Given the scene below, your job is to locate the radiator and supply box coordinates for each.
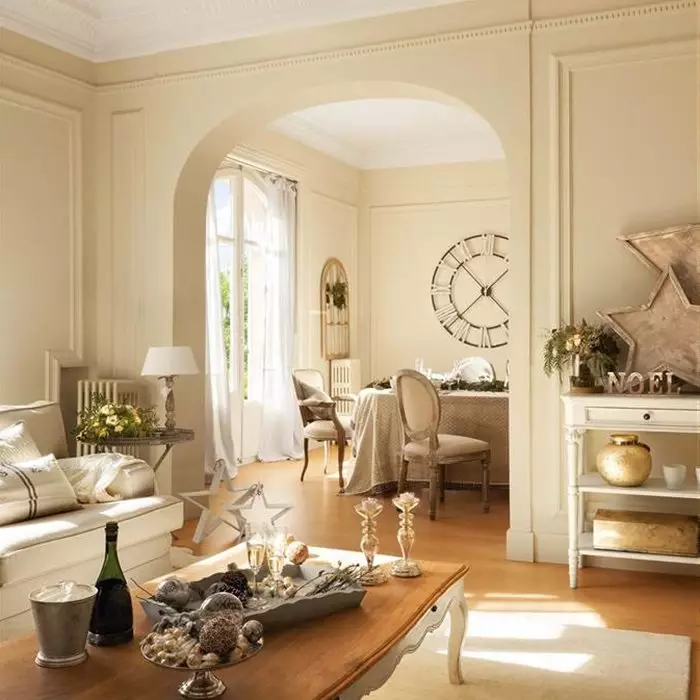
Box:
[330,359,361,417]
[77,379,146,457]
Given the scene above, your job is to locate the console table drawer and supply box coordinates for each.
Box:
[585,406,699,430]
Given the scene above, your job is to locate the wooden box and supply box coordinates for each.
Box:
[593,509,700,557]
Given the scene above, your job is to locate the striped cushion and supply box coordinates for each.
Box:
[0,421,42,464]
[0,454,80,526]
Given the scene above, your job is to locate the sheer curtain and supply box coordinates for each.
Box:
[205,187,237,476]
[248,175,303,461]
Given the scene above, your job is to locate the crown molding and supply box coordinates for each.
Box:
[1,0,694,92]
[97,20,534,92]
[0,0,98,57]
[532,0,696,32]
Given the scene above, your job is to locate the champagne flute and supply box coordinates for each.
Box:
[244,523,267,608]
[265,525,288,597]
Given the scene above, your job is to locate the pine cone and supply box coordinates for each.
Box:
[220,570,251,605]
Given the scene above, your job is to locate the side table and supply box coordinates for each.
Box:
[78,428,195,472]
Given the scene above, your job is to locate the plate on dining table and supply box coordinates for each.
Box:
[453,356,495,384]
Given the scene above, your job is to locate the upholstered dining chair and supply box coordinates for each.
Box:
[292,368,353,494]
[395,368,491,520]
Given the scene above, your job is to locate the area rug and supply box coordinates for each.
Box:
[371,610,690,700]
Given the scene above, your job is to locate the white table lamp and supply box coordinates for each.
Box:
[141,346,199,432]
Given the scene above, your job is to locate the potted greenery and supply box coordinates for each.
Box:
[543,320,619,393]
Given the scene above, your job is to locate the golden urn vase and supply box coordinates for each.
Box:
[596,434,651,487]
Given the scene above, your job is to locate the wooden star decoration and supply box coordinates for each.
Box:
[598,267,700,387]
[179,460,258,544]
[619,223,700,304]
[226,482,293,537]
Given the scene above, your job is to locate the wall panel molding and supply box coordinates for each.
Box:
[547,38,697,520]
[109,108,145,377]
[0,87,83,401]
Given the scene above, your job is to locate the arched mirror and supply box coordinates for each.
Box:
[320,258,350,360]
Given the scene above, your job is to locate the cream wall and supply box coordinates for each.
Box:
[360,162,509,382]
[1,0,697,563]
[530,20,699,562]
[0,32,95,405]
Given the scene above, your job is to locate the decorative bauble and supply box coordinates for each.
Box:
[199,616,240,657]
[285,540,309,565]
[200,592,244,616]
[205,581,231,598]
[220,570,252,605]
[241,620,264,644]
[153,577,191,610]
[596,434,651,487]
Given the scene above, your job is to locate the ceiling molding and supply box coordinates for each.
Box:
[532,0,695,32]
[0,0,98,57]
[95,19,533,92]
[0,0,694,91]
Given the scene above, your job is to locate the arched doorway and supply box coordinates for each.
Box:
[172,80,533,562]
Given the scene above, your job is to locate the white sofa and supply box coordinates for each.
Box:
[0,401,183,641]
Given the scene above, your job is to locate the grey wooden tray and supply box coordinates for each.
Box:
[140,563,366,632]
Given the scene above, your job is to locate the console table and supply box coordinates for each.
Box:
[562,393,700,588]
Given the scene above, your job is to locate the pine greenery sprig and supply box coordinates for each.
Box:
[543,320,619,383]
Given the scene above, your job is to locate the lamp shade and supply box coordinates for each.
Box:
[141,346,199,377]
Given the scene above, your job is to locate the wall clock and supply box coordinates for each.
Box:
[430,233,509,348]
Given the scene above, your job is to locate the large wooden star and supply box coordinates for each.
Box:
[598,267,700,387]
[619,223,700,304]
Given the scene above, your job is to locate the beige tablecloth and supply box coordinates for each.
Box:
[345,389,509,496]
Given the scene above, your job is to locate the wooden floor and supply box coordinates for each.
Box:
[175,448,699,696]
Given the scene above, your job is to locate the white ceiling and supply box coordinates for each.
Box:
[271,99,505,170]
[0,0,467,61]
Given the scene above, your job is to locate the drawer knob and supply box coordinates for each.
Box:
[643,412,651,421]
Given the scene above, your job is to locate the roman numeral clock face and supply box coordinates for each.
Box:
[430,233,509,348]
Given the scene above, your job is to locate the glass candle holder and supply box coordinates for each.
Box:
[391,492,422,578]
[353,498,388,586]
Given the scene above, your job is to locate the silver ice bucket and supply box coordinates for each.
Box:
[29,581,97,668]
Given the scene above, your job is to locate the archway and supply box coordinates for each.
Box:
[172,79,532,562]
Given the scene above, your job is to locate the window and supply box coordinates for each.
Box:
[212,171,268,400]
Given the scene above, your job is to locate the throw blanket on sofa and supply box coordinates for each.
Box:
[57,453,146,504]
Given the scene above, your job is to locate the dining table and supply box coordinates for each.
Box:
[345,388,509,496]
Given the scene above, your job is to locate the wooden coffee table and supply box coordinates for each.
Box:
[0,546,468,700]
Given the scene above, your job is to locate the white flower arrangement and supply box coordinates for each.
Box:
[75,393,158,442]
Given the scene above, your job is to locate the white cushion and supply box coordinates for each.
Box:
[303,416,353,440]
[404,434,490,461]
[0,403,68,459]
[0,422,41,465]
[0,454,80,526]
[0,495,183,586]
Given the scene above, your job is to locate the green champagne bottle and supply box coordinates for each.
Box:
[88,521,133,646]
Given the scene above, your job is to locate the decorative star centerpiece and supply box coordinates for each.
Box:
[227,482,293,538]
[598,267,700,387]
[179,460,257,544]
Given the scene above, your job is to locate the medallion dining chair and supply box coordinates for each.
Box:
[292,368,354,494]
[395,369,491,520]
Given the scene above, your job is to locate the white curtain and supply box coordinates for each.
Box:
[205,188,237,476]
[248,175,303,461]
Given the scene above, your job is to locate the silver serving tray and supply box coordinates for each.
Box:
[140,563,366,632]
